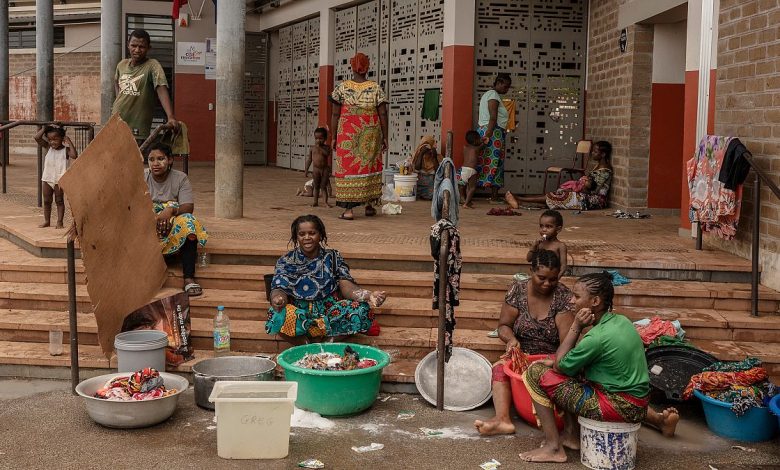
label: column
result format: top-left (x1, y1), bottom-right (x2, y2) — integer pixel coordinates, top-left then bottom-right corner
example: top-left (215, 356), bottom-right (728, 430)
top-left (318, 8), bottom-right (335, 131)
top-left (441, 0), bottom-right (475, 166)
top-left (214, 0), bottom-right (246, 219)
top-left (100, 0), bottom-right (123, 124)
top-left (36, 0), bottom-right (54, 121)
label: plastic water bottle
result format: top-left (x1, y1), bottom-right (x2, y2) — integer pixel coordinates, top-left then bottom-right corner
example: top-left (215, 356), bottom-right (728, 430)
top-left (213, 305), bottom-right (230, 356)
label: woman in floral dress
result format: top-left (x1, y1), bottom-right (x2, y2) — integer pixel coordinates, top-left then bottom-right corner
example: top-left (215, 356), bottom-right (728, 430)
top-left (329, 52), bottom-right (389, 220)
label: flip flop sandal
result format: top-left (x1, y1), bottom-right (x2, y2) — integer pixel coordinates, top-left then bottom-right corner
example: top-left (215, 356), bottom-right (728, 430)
top-left (184, 282), bottom-right (203, 297)
top-left (365, 207), bottom-right (377, 217)
top-left (338, 213), bottom-right (354, 220)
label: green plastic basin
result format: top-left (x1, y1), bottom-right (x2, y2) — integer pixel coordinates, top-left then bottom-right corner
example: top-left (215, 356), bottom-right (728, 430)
top-left (276, 343), bottom-right (391, 416)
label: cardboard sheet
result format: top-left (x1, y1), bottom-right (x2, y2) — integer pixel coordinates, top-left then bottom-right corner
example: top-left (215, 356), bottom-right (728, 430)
top-left (59, 115), bottom-right (167, 357)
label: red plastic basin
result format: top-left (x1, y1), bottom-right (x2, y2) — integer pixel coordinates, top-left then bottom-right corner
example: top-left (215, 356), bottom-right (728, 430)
top-left (503, 355), bottom-right (564, 430)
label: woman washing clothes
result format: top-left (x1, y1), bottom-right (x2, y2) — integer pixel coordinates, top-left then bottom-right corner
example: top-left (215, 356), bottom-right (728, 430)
top-left (329, 52), bottom-right (388, 220)
top-left (474, 250), bottom-right (574, 436)
top-left (145, 142), bottom-right (208, 297)
top-left (267, 215), bottom-right (386, 345)
top-left (506, 141), bottom-right (613, 211)
top-left (519, 272), bottom-right (679, 463)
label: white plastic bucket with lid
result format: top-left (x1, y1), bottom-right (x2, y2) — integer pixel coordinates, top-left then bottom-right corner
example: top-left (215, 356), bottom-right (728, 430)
top-left (394, 173), bottom-right (418, 202)
top-left (578, 416), bottom-right (640, 470)
top-left (114, 330), bottom-right (168, 372)
top-left (209, 381), bottom-right (298, 459)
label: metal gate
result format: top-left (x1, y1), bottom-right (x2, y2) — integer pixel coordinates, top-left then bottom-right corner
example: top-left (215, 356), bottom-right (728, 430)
top-left (474, 0), bottom-right (587, 194)
top-left (276, 18), bottom-right (320, 170)
top-left (244, 33), bottom-right (268, 165)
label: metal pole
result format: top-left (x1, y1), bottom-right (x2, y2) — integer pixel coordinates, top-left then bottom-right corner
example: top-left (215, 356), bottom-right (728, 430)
top-left (695, 222), bottom-right (703, 250)
top-left (1, 1), bottom-right (8, 193)
top-left (100, 0), bottom-right (122, 124)
top-left (67, 239), bottom-right (80, 393)
top-left (436, 228), bottom-right (449, 411)
top-left (751, 175), bottom-right (760, 317)
top-left (215, 0), bottom-right (246, 218)
top-left (37, 128), bottom-right (43, 207)
top-left (36, 0), bottom-right (54, 122)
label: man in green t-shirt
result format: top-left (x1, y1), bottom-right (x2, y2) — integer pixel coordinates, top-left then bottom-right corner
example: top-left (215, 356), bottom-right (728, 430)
top-left (112, 29), bottom-right (178, 143)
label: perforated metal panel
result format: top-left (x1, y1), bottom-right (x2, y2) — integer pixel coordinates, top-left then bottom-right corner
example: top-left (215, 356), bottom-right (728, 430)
top-left (334, 8), bottom-right (356, 85)
top-left (244, 33), bottom-right (268, 165)
top-left (276, 26), bottom-right (292, 168)
top-left (475, 0), bottom-right (586, 194)
top-left (274, 17), bottom-right (321, 170)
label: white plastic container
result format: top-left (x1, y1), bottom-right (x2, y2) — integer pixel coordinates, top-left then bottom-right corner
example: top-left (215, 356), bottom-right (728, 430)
top-left (578, 416), bottom-right (641, 470)
top-left (393, 173), bottom-right (418, 202)
top-left (114, 330), bottom-right (167, 372)
top-left (209, 381), bottom-right (298, 459)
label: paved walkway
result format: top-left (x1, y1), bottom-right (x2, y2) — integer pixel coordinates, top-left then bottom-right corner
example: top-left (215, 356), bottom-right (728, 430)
top-left (1, 380), bottom-right (779, 469)
top-left (0, 155), bottom-right (751, 272)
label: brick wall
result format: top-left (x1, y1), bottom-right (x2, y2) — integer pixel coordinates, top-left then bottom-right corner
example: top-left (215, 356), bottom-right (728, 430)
top-left (585, 0), bottom-right (654, 209)
top-left (711, 0), bottom-right (780, 290)
top-left (8, 52), bottom-right (100, 154)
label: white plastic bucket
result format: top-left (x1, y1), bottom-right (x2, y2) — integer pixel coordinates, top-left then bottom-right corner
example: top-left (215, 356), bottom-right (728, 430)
top-left (114, 330), bottom-right (168, 372)
top-left (394, 174), bottom-right (418, 202)
top-left (578, 416), bottom-right (640, 470)
top-left (209, 381), bottom-right (298, 459)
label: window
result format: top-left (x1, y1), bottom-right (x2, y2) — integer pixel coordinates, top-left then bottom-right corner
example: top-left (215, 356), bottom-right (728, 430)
top-left (9, 27), bottom-right (65, 49)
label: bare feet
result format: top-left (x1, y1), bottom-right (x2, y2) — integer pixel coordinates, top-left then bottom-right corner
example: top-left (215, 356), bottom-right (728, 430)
top-left (463, 202), bottom-right (474, 209)
top-left (660, 407), bottom-right (680, 437)
top-left (504, 191), bottom-right (519, 209)
top-left (55, 223), bottom-right (64, 229)
top-left (519, 444), bottom-right (567, 463)
top-left (38, 221), bottom-right (50, 228)
top-left (474, 417), bottom-right (516, 436)
top-left (311, 202), bottom-right (319, 207)
top-left (560, 431), bottom-right (580, 450)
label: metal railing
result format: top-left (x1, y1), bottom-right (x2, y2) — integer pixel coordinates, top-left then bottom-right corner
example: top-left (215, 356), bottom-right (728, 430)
top-left (436, 130), bottom-right (455, 410)
top-left (695, 149), bottom-right (780, 317)
top-left (0, 119), bottom-right (95, 206)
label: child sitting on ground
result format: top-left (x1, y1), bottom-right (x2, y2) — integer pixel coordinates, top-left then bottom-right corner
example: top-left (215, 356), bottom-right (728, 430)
top-left (458, 130), bottom-right (484, 208)
top-left (304, 127), bottom-right (332, 207)
top-left (526, 209), bottom-right (568, 279)
top-left (34, 124), bottom-right (77, 228)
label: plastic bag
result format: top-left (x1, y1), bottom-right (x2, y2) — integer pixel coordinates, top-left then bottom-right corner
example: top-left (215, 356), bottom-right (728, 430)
top-left (121, 292), bottom-right (193, 366)
top-left (381, 203), bottom-right (402, 215)
top-left (382, 183), bottom-right (399, 202)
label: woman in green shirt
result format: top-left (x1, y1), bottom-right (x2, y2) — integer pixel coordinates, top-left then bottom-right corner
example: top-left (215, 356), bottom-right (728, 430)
top-left (520, 272), bottom-right (678, 463)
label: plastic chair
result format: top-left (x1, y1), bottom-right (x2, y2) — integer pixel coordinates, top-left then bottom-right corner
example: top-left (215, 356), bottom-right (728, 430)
top-left (542, 140), bottom-right (592, 194)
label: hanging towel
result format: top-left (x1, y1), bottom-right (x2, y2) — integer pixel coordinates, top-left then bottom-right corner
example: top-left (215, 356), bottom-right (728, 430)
top-left (431, 219), bottom-right (461, 362)
top-left (502, 99), bottom-right (517, 131)
top-left (431, 157), bottom-right (460, 226)
top-left (717, 138), bottom-right (751, 191)
top-left (421, 88), bottom-right (440, 121)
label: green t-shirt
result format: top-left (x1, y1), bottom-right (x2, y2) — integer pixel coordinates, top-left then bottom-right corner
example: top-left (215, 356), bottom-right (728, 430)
top-left (557, 312), bottom-right (650, 397)
top-left (112, 58), bottom-right (168, 139)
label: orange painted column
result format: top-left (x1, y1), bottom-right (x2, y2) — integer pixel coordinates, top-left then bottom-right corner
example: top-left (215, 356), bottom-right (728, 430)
top-left (318, 65), bottom-right (335, 130)
top-left (441, 45), bottom-right (474, 168)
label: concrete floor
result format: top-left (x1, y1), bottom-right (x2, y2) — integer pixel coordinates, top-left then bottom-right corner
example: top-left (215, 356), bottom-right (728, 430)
top-left (1, 378), bottom-right (779, 469)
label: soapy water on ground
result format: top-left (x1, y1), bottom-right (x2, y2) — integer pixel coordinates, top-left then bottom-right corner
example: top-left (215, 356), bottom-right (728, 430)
top-left (359, 423), bottom-right (390, 434)
top-left (291, 407), bottom-right (337, 430)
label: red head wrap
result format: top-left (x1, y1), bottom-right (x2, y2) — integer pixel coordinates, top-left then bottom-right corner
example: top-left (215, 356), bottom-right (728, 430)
top-left (350, 53), bottom-right (370, 75)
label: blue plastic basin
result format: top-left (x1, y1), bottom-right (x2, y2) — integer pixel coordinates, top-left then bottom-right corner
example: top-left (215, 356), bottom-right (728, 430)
top-left (694, 390), bottom-right (778, 442)
top-left (769, 395), bottom-right (780, 430)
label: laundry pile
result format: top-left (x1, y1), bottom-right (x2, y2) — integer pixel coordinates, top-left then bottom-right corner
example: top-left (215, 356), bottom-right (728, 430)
top-left (610, 210), bottom-right (650, 219)
top-left (487, 207), bottom-right (521, 216)
top-left (683, 357), bottom-right (777, 415)
top-left (94, 368), bottom-right (177, 401)
top-left (633, 317), bottom-right (686, 346)
top-left (294, 346), bottom-right (377, 371)
top-left (502, 346), bottom-right (530, 375)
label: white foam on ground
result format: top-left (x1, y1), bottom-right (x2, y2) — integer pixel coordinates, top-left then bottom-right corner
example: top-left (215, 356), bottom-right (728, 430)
top-left (291, 407), bottom-right (336, 430)
top-left (359, 423), bottom-right (389, 434)
top-left (418, 427), bottom-right (480, 440)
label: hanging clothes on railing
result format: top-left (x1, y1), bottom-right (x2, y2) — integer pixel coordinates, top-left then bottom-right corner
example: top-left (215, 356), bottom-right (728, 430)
top-left (687, 135), bottom-right (748, 240)
top-left (431, 219), bottom-right (461, 362)
top-left (431, 157), bottom-right (460, 226)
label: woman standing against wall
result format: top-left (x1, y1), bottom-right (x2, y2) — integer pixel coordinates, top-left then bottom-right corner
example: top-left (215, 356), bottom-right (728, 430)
top-left (476, 74), bottom-right (512, 201)
top-left (329, 53), bottom-right (389, 220)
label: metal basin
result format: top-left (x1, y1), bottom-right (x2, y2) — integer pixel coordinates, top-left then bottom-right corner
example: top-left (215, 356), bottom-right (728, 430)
top-left (192, 355), bottom-right (276, 410)
top-left (75, 372), bottom-right (189, 429)
top-left (415, 347), bottom-right (493, 411)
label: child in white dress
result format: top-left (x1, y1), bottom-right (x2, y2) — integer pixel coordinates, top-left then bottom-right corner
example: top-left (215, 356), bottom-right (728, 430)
top-left (34, 125), bottom-right (78, 228)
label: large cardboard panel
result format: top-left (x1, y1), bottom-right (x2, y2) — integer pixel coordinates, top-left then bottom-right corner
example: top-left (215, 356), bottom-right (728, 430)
top-left (59, 115), bottom-right (167, 357)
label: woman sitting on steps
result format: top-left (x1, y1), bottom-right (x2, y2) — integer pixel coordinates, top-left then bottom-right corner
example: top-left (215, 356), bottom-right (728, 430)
top-left (267, 214), bottom-right (385, 345)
